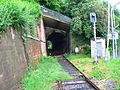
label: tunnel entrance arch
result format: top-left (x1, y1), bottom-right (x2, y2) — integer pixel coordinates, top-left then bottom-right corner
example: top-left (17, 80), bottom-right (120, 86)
top-left (41, 7), bottom-right (71, 56)
top-left (46, 31), bottom-right (68, 55)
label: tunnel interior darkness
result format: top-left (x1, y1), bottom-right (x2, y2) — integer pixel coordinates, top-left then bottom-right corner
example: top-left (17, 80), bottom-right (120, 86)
top-left (46, 32), bottom-right (68, 56)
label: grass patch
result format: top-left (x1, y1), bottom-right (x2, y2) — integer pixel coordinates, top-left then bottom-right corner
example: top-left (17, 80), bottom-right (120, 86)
top-left (66, 54), bottom-right (120, 87)
top-left (64, 53), bottom-right (90, 60)
top-left (22, 56), bottom-right (71, 90)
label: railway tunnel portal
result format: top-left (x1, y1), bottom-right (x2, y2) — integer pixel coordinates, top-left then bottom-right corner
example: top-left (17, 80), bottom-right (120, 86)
top-left (42, 6), bottom-right (71, 56)
top-left (46, 31), bottom-right (67, 55)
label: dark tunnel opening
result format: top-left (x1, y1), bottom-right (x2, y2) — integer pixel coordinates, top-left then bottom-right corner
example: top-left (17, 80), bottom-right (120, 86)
top-left (46, 32), bottom-right (68, 56)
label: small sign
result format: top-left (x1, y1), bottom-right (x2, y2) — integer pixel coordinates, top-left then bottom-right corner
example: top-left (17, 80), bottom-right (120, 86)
top-left (108, 32), bottom-right (118, 39)
top-left (115, 32), bottom-right (118, 39)
top-left (108, 33), bottom-right (112, 39)
top-left (90, 13), bottom-right (97, 23)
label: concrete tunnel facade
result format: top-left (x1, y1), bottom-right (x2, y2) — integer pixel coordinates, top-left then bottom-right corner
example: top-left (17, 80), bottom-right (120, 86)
top-left (41, 6), bottom-right (71, 56)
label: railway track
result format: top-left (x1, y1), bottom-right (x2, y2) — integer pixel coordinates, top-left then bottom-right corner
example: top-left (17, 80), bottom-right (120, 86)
top-left (55, 55), bottom-right (100, 90)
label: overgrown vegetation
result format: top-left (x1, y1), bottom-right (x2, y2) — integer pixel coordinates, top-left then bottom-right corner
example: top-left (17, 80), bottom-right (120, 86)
top-left (37, 0), bottom-right (68, 13)
top-left (0, 0), bottom-right (41, 36)
top-left (22, 56), bottom-right (71, 90)
top-left (65, 54), bottom-right (120, 88)
top-left (1, 0), bottom-right (120, 47)
top-left (64, 0), bottom-right (120, 49)
top-left (36, 0), bottom-right (120, 53)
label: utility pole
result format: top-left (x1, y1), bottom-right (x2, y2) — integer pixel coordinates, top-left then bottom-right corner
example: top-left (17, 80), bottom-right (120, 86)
top-left (115, 33), bottom-right (118, 57)
top-left (113, 11), bottom-right (117, 57)
top-left (113, 9), bottom-right (118, 57)
top-left (111, 8), bottom-right (115, 59)
top-left (93, 22), bottom-right (97, 63)
top-left (105, 0), bottom-right (110, 62)
top-left (111, 2), bottom-right (120, 59)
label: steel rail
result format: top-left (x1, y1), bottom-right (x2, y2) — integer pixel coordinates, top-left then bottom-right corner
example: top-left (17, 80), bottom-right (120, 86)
top-left (57, 80), bottom-right (63, 90)
top-left (62, 55), bottom-right (100, 90)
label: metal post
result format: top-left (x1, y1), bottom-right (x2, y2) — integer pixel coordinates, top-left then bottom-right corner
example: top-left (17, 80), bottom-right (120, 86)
top-left (113, 8), bottom-right (118, 58)
top-left (93, 22), bottom-right (97, 63)
top-left (105, 1), bottom-right (110, 62)
top-left (111, 2), bottom-right (120, 59)
top-left (113, 10), bottom-right (117, 57)
top-left (115, 38), bottom-right (117, 57)
top-left (111, 8), bottom-right (115, 59)
top-left (90, 13), bottom-right (97, 63)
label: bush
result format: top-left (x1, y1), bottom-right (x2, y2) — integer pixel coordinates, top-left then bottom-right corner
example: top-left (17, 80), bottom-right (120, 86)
top-left (0, 0), bottom-right (41, 36)
top-left (80, 44), bottom-right (91, 55)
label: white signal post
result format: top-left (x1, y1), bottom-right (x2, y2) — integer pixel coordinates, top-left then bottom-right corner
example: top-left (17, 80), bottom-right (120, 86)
top-left (90, 13), bottom-right (98, 63)
top-left (93, 22), bottom-right (97, 63)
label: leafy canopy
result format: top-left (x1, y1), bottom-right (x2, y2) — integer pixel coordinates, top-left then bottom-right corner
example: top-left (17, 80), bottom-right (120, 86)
top-left (70, 0), bottom-right (108, 38)
top-left (37, 0), bottom-right (67, 13)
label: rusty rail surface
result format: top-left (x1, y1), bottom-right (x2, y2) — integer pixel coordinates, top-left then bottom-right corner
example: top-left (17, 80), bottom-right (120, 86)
top-left (57, 55), bottom-right (100, 90)
top-left (57, 81), bottom-right (63, 90)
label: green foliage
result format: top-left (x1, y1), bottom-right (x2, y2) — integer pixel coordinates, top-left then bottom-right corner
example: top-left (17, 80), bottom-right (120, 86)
top-left (81, 45), bottom-right (91, 55)
top-left (65, 53), bottom-right (90, 60)
top-left (70, 0), bottom-right (107, 39)
top-left (118, 34), bottom-right (120, 49)
top-left (37, 0), bottom-right (67, 13)
top-left (22, 56), bottom-right (71, 90)
top-left (114, 9), bottom-right (120, 49)
top-left (72, 32), bottom-right (90, 47)
top-left (101, 0), bottom-right (108, 8)
top-left (90, 66), bottom-right (106, 79)
top-left (115, 86), bottom-right (120, 90)
top-left (0, 0), bottom-right (41, 36)
top-left (47, 40), bottom-right (53, 49)
top-left (63, 0), bottom-right (118, 47)
top-left (68, 0), bottom-right (120, 47)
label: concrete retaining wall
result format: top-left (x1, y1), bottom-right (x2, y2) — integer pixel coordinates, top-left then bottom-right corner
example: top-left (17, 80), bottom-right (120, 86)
top-left (0, 28), bottom-right (27, 90)
top-left (0, 27), bottom-right (42, 90)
